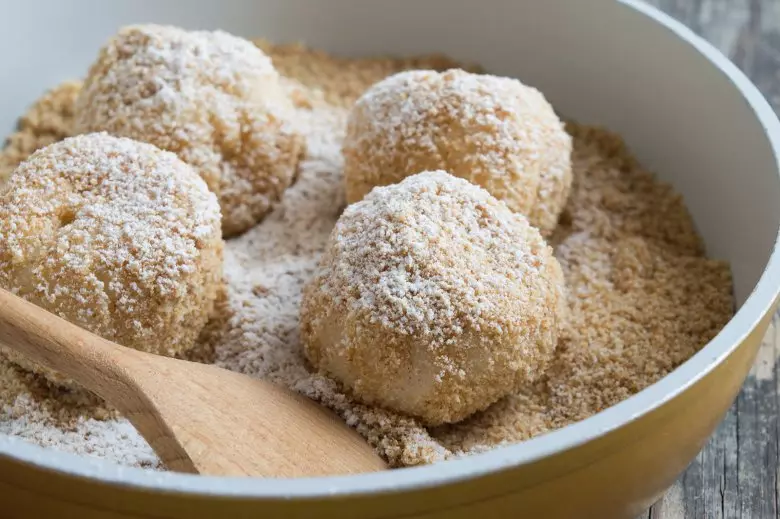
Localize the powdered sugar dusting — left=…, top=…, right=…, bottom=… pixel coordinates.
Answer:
left=331, top=171, right=553, bottom=338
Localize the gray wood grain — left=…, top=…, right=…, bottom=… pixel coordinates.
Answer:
left=639, top=0, right=780, bottom=517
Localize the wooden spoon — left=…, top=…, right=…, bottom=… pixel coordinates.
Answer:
left=0, top=288, right=386, bottom=477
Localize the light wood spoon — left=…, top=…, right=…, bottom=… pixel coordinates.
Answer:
left=0, top=288, right=386, bottom=477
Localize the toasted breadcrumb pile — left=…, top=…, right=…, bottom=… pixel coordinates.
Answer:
left=0, top=42, right=732, bottom=469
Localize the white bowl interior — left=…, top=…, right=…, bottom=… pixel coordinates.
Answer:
left=0, top=0, right=778, bottom=496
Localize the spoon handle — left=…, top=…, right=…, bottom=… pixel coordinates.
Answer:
left=0, top=288, right=209, bottom=473
left=0, top=288, right=130, bottom=396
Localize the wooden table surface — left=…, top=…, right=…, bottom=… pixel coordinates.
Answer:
left=639, top=1, right=780, bottom=517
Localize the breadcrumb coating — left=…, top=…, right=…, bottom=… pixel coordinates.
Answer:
left=301, top=171, right=565, bottom=425
left=0, top=133, right=223, bottom=384
left=0, top=81, right=81, bottom=185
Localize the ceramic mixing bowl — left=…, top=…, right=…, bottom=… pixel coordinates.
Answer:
left=1, top=0, right=779, bottom=517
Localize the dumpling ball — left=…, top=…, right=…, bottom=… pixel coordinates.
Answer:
left=74, top=24, right=305, bottom=237
left=343, top=69, right=572, bottom=235
left=0, top=133, right=223, bottom=385
left=301, top=171, right=566, bottom=425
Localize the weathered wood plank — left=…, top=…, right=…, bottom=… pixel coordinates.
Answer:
left=722, top=403, right=740, bottom=519
left=650, top=0, right=704, bottom=33
left=748, top=0, right=780, bottom=112
left=680, top=444, right=705, bottom=516
left=736, top=317, right=778, bottom=518
left=650, top=482, right=685, bottom=518
left=776, top=321, right=780, bottom=519
left=697, top=0, right=751, bottom=54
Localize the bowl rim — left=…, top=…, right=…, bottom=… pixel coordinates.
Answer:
left=2, top=0, right=779, bottom=501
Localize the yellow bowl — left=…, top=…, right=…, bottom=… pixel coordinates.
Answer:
left=1, top=1, right=779, bottom=517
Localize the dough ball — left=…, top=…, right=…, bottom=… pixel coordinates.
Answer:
left=0, top=133, right=223, bottom=385
left=0, top=81, right=81, bottom=187
left=343, top=69, right=572, bottom=235
left=301, top=170, right=565, bottom=425
left=74, top=24, right=305, bottom=237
